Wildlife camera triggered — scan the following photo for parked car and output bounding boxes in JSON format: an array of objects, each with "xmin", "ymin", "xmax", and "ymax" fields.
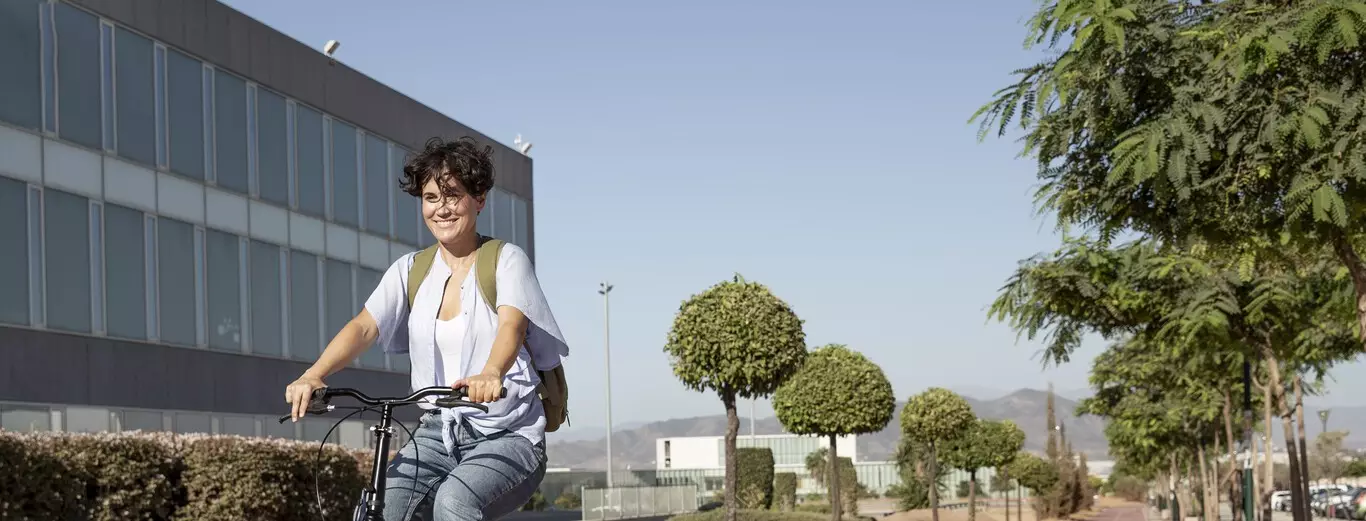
[{"xmin": 1273, "ymin": 491, "xmax": 1293, "ymax": 512}]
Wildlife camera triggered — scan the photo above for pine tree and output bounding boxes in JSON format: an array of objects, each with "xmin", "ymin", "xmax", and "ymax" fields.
[
  {"xmin": 1046, "ymin": 385, "xmax": 1059, "ymax": 462},
  {"xmin": 1077, "ymin": 452, "xmax": 1093, "ymax": 512}
]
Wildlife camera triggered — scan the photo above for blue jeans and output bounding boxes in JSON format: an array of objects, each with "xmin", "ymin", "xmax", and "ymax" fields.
[{"xmin": 383, "ymin": 411, "xmax": 547, "ymax": 521}]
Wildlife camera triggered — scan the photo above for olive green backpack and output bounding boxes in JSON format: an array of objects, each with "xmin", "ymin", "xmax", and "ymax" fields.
[{"xmin": 404, "ymin": 237, "xmax": 570, "ymax": 432}]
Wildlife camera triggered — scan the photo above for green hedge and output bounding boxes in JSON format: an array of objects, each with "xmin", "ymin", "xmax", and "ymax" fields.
[
  {"xmin": 671, "ymin": 509, "xmax": 830, "ymax": 521},
  {"xmin": 0, "ymin": 430, "xmax": 371, "ymax": 521},
  {"xmin": 773, "ymin": 472, "xmax": 797, "ymax": 511},
  {"xmin": 737, "ymin": 447, "xmax": 775, "ymax": 510}
]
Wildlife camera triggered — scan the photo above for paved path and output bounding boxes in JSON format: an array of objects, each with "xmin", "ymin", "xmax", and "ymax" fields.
[{"xmin": 1090, "ymin": 505, "xmax": 1150, "ymax": 521}]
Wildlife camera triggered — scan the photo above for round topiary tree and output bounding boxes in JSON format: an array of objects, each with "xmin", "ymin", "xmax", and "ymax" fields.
[
  {"xmin": 774, "ymin": 344, "xmax": 895, "ymax": 521},
  {"xmin": 941, "ymin": 419, "xmax": 1026, "ymax": 521},
  {"xmin": 664, "ymin": 274, "xmax": 808, "ymax": 521},
  {"xmin": 901, "ymin": 387, "xmax": 975, "ymax": 521}
]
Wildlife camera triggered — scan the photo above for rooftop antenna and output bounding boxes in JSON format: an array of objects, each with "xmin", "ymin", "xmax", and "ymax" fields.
[{"xmin": 514, "ymin": 134, "xmax": 533, "ymax": 155}]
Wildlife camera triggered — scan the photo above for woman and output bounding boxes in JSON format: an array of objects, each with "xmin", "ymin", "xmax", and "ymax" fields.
[{"xmin": 284, "ymin": 136, "xmax": 567, "ymax": 521}]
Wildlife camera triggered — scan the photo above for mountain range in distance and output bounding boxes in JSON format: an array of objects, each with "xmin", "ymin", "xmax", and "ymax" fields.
[{"xmin": 544, "ymin": 388, "xmax": 1366, "ymax": 470}]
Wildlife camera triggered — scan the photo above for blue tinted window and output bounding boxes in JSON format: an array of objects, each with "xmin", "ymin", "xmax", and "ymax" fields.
[
  {"xmin": 257, "ymin": 89, "xmax": 289, "ymax": 206},
  {"xmin": 295, "ymin": 106, "xmax": 325, "ymax": 216},
  {"xmin": 55, "ymin": 3, "xmax": 101, "ymax": 149},
  {"xmin": 0, "ymin": 0, "xmax": 42, "ymax": 130},
  {"xmin": 330, "ymin": 120, "xmax": 359, "ymax": 226},
  {"xmin": 45, "ymin": 189, "xmax": 91, "ymax": 333},
  {"xmin": 166, "ymin": 50, "xmax": 204, "ymax": 179},
  {"xmin": 214, "ymin": 70, "xmax": 248, "ymax": 193},
  {"xmin": 115, "ymin": 28, "xmax": 155, "ymax": 165},
  {"xmin": 105, "ymin": 203, "xmax": 146, "ymax": 340}
]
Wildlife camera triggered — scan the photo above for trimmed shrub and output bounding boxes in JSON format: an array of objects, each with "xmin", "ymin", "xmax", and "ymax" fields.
[
  {"xmin": 0, "ymin": 432, "xmax": 87, "ymax": 520},
  {"xmin": 48, "ymin": 431, "xmax": 186, "ymax": 521},
  {"xmin": 555, "ymin": 491, "xmax": 582, "ymax": 509},
  {"xmin": 774, "ymin": 473, "xmax": 797, "ymax": 511},
  {"xmin": 178, "ymin": 436, "xmax": 366, "ymax": 521},
  {"xmin": 737, "ymin": 447, "xmax": 776, "ymax": 510}
]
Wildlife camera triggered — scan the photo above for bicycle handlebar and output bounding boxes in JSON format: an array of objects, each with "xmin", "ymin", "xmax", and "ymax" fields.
[{"xmin": 279, "ymin": 386, "xmax": 508, "ymax": 424}]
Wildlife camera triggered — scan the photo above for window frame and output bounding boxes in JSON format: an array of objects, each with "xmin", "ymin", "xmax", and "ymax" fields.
[{"xmin": 99, "ymin": 19, "xmax": 115, "ymax": 153}]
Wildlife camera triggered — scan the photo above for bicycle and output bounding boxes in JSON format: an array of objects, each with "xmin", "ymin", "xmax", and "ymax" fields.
[{"xmin": 279, "ymin": 385, "xmax": 507, "ymax": 521}]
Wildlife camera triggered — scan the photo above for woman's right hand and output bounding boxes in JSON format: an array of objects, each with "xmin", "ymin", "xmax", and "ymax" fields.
[{"xmin": 284, "ymin": 374, "xmax": 327, "ymax": 422}]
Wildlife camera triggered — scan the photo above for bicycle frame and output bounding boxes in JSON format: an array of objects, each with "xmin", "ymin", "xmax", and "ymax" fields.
[{"xmin": 281, "ymin": 385, "xmax": 501, "ymax": 521}]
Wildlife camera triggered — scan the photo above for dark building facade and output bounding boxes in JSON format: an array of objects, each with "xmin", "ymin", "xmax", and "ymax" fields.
[{"xmin": 0, "ymin": 0, "xmax": 534, "ymax": 449}]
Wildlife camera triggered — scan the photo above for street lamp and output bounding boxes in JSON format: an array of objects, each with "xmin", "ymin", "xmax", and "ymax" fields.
[
  {"xmin": 1319, "ymin": 409, "xmax": 1331, "ymax": 434},
  {"xmin": 598, "ymin": 282, "xmax": 614, "ymax": 488}
]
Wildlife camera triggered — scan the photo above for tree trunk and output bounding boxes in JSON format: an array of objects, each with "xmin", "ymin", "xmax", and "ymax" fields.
[
  {"xmin": 722, "ymin": 390, "xmax": 739, "ymax": 521},
  {"xmin": 1262, "ymin": 374, "xmax": 1274, "ymax": 521},
  {"xmin": 1329, "ymin": 230, "xmax": 1366, "ymax": 350},
  {"xmin": 968, "ymin": 470, "xmax": 978, "ymax": 521},
  {"xmin": 1226, "ymin": 392, "xmax": 1243, "ymax": 521},
  {"xmin": 1017, "ymin": 482, "xmax": 1022, "ymax": 521},
  {"xmin": 1265, "ymin": 344, "xmax": 1305, "ymax": 521},
  {"xmin": 1171, "ymin": 454, "xmax": 1181, "ymax": 521},
  {"xmin": 829, "ymin": 434, "xmax": 842, "ymax": 521},
  {"xmin": 1252, "ymin": 433, "xmax": 1262, "ymax": 521},
  {"xmin": 930, "ymin": 441, "xmax": 940, "ymax": 521},
  {"xmin": 1198, "ymin": 443, "xmax": 1211, "ymax": 521},
  {"xmin": 1005, "ymin": 485, "xmax": 1011, "ymax": 521},
  {"xmin": 1295, "ymin": 375, "xmax": 1312, "ymax": 521}
]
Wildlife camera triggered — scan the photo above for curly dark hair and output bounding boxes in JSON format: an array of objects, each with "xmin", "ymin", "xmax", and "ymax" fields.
[{"xmin": 399, "ymin": 136, "xmax": 496, "ymax": 199}]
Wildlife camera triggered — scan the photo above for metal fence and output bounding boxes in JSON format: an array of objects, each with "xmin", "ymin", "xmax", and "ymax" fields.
[{"xmin": 580, "ymin": 485, "xmax": 700, "ymax": 520}]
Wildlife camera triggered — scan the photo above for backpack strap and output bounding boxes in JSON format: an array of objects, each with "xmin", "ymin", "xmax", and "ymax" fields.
[
  {"xmin": 474, "ymin": 238, "xmax": 505, "ymax": 311},
  {"xmin": 406, "ymin": 245, "xmax": 440, "ymax": 309},
  {"xmin": 407, "ymin": 237, "xmax": 505, "ymax": 311}
]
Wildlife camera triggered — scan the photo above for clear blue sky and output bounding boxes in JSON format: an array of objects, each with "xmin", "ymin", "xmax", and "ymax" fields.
[{"xmin": 222, "ymin": 0, "xmax": 1366, "ymax": 433}]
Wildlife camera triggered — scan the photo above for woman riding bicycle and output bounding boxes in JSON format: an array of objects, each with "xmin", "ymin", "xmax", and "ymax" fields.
[{"xmin": 284, "ymin": 136, "xmax": 568, "ymax": 521}]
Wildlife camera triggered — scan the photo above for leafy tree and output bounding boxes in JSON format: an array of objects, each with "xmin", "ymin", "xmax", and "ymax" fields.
[
  {"xmin": 901, "ymin": 388, "xmax": 975, "ymax": 521},
  {"xmin": 1311, "ymin": 431, "xmax": 1350, "ymax": 484},
  {"xmin": 941, "ymin": 419, "xmax": 1026, "ymax": 521},
  {"xmin": 1344, "ymin": 458, "xmax": 1366, "ymax": 478},
  {"xmin": 1009, "ymin": 453, "xmax": 1060, "ymax": 496},
  {"xmin": 971, "ymin": 0, "xmax": 1366, "ymax": 351},
  {"xmin": 775, "ymin": 344, "xmax": 895, "ymax": 521},
  {"xmin": 664, "ymin": 274, "xmax": 808, "ymax": 521},
  {"xmin": 990, "ymin": 237, "xmax": 1358, "ymax": 521}
]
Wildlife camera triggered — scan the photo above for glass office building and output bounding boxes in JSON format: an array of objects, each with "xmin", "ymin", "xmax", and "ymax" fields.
[{"xmin": 0, "ymin": 0, "xmax": 535, "ymax": 449}]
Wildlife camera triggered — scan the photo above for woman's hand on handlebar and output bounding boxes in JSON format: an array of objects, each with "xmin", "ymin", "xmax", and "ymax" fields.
[
  {"xmin": 454, "ymin": 371, "xmax": 504, "ymax": 404},
  {"xmin": 285, "ymin": 374, "xmax": 326, "ymax": 422}
]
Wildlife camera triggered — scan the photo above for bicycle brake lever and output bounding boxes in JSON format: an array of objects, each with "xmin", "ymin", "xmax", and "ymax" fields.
[
  {"xmin": 277, "ymin": 402, "xmax": 333, "ymax": 424},
  {"xmin": 432, "ymin": 398, "xmax": 489, "ymax": 413}
]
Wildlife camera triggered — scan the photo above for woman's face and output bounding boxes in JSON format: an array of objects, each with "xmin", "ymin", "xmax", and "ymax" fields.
[{"xmin": 421, "ymin": 175, "xmax": 484, "ymax": 245}]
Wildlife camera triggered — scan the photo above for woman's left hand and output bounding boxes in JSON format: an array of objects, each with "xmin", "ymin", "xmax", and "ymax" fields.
[{"xmin": 457, "ymin": 371, "xmax": 504, "ymax": 403}]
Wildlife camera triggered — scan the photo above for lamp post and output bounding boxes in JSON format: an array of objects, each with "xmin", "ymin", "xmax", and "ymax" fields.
[
  {"xmin": 1318, "ymin": 409, "xmax": 1331, "ymax": 434},
  {"xmin": 599, "ymin": 282, "xmax": 614, "ymax": 488}
]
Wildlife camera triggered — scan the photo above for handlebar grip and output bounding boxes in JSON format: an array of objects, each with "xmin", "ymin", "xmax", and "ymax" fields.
[{"xmin": 432, "ymin": 388, "xmax": 506, "ymax": 409}]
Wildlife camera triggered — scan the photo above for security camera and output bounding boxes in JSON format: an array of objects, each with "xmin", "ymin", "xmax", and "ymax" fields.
[{"xmin": 514, "ymin": 134, "xmax": 534, "ymax": 155}]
